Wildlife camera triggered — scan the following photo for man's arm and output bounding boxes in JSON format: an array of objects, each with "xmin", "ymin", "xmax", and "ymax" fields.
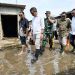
[
  {"xmin": 26, "ymin": 19, "xmax": 29, "ymax": 36},
  {"xmin": 23, "ymin": 19, "xmax": 29, "ymax": 36},
  {"xmin": 48, "ymin": 17, "xmax": 55, "ymax": 24},
  {"xmin": 56, "ymin": 19, "xmax": 60, "ymax": 35},
  {"xmin": 56, "ymin": 19, "xmax": 59, "ymax": 28},
  {"xmin": 66, "ymin": 18, "xmax": 71, "ymax": 32},
  {"xmin": 40, "ymin": 18, "xmax": 45, "ymax": 33}
]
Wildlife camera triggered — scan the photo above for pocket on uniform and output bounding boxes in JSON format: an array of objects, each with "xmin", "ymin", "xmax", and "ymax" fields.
[{"xmin": 62, "ymin": 37, "xmax": 67, "ymax": 45}]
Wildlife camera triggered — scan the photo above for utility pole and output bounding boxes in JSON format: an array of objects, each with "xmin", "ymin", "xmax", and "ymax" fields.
[{"xmin": 16, "ymin": 0, "xmax": 17, "ymax": 4}]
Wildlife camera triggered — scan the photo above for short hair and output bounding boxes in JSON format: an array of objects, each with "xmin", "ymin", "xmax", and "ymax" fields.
[
  {"xmin": 19, "ymin": 11, "xmax": 24, "ymax": 15},
  {"xmin": 30, "ymin": 7, "xmax": 37, "ymax": 12},
  {"xmin": 61, "ymin": 12, "xmax": 67, "ymax": 15},
  {"xmin": 72, "ymin": 9, "xmax": 75, "ymax": 11}
]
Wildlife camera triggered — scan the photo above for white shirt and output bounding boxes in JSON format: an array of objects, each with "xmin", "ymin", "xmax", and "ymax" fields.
[
  {"xmin": 19, "ymin": 27, "xmax": 25, "ymax": 36},
  {"xmin": 32, "ymin": 16, "xmax": 45, "ymax": 34},
  {"xmin": 70, "ymin": 17, "xmax": 75, "ymax": 35},
  {"xmin": 53, "ymin": 20, "xmax": 57, "ymax": 31}
]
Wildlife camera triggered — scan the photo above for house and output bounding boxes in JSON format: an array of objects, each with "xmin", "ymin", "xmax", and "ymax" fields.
[{"xmin": 0, "ymin": 3, "xmax": 25, "ymax": 39}]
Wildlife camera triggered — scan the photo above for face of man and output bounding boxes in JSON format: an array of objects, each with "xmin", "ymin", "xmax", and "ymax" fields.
[
  {"xmin": 61, "ymin": 14, "xmax": 66, "ymax": 20},
  {"xmin": 71, "ymin": 10, "xmax": 75, "ymax": 16},
  {"xmin": 46, "ymin": 13, "xmax": 51, "ymax": 18},
  {"xmin": 19, "ymin": 12, "xmax": 24, "ymax": 19},
  {"xmin": 30, "ymin": 10, "xmax": 37, "ymax": 17}
]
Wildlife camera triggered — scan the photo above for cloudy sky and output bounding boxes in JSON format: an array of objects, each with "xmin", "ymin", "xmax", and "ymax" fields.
[{"xmin": 0, "ymin": 0, "xmax": 75, "ymax": 20}]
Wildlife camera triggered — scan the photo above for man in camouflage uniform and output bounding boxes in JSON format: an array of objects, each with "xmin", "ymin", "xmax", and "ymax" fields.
[
  {"xmin": 57, "ymin": 12, "xmax": 71, "ymax": 53},
  {"xmin": 44, "ymin": 11, "xmax": 55, "ymax": 50}
]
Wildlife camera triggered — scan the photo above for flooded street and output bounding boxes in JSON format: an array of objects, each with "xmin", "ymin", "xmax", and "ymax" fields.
[{"xmin": 0, "ymin": 38, "xmax": 75, "ymax": 75}]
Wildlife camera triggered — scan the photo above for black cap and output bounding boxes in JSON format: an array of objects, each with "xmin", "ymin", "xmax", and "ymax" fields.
[{"xmin": 45, "ymin": 11, "xmax": 51, "ymax": 14}]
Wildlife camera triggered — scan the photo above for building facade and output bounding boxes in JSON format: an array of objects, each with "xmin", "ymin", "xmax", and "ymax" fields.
[{"xmin": 0, "ymin": 3, "xmax": 25, "ymax": 39}]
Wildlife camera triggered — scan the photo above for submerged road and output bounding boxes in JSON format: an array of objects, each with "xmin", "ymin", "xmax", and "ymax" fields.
[{"xmin": 0, "ymin": 39, "xmax": 75, "ymax": 75}]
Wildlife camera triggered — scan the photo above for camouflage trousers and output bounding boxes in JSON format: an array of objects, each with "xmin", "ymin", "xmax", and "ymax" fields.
[
  {"xmin": 42, "ymin": 32, "xmax": 54, "ymax": 49},
  {"xmin": 59, "ymin": 36, "xmax": 68, "ymax": 53}
]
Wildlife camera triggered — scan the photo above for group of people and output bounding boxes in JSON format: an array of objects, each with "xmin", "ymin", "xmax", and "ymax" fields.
[{"xmin": 18, "ymin": 7, "xmax": 75, "ymax": 64}]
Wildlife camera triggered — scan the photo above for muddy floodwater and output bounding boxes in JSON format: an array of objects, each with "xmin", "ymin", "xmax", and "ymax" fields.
[{"xmin": 0, "ymin": 38, "xmax": 75, "ymax": 75}]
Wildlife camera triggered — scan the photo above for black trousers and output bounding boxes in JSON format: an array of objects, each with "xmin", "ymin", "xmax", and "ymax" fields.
[
  {"xmin": 53, "ymin": 31, "xmax": 58, "ymax": 39},
  {"xmin": 70, "ymin": 34, "xmax": 75, "ymax": 49}
]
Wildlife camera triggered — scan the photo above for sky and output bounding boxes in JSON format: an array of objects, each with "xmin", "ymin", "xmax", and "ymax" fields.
[{"xmin": 0, "ymin": 0, "xmax": 75, "ymax": 20}]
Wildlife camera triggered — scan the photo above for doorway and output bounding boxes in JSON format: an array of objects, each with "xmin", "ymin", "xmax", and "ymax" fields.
[{"xmin": 1, "ymin": 15, "xmax": 18, "ymax": 37}]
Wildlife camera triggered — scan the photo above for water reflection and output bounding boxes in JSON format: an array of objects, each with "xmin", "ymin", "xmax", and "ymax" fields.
[{"xmin": 0, "ymin": 43, "xmax": 75, "ymax": 75}]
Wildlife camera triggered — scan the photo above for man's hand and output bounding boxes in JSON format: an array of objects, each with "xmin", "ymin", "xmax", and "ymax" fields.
[
  {"xmin": 24, "ymin": 34, "xmax": 27, "ymax": 37},
  {"xmin": 48, "ymin": 17, "xmax": 55, "ymax": 23},
  {"xmin": 40, "ymin": 33, "xmax": 43, "ymax": 40},
  {"xmin": 41, "ymin": 29, "xmax": 44, "ymax": 34},
  {"xmin": 60, "ymin": 25, "xmax": 64, "ymax": 30},
  {"xmin": 40, "ymin": 29, "xmax": 44, "ymax": 40}
]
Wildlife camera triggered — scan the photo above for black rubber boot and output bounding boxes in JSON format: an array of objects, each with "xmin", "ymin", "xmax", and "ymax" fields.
[
  {"xmin": 39, "ymin": 46, "xmax": 45, "ymax": 55},
  {"xmin": 31, "ymin": 49, "xmax": 39, "ymax": 64},
  {"xmin": 60, "ymin": 44, "xmax": 64, "ymax": 53},
  {"xmin": 35, "ymin": 49, "xmax": 40, "ymax": 60}
]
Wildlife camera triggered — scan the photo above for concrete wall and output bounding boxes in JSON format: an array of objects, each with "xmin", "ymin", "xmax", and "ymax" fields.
[
  {"xmin": 0, "ymin": 14, "xmax": 3, "ymax": 39},
  {"xmin": 0, "ymin": 7, "xmax": 20, "ymax": 15}
]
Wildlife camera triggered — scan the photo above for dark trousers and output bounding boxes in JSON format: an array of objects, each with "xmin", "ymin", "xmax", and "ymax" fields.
[
  {"xmin": 70, "ymin": 34, "xmax": 75, "ymax": 49},
  {"xmin": 53, "ymin": 31, "xmax": 58, "ymax": 39},
  {"xmin": 35, "ymin": 49, "xmax": 40, "ymax": 59},
  {"xmin": 49, "ymin": 33, "xmax": 54, "ymax": 48}
]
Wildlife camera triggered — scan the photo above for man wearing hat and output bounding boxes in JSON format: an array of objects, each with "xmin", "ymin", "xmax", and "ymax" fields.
[{"xmin": 44, "ymin": 11, "xmax": 55, "ymax": 50}]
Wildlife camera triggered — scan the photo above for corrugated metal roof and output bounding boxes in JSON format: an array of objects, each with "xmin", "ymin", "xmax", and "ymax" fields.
[{"xmin": 0, "ymin": 3, "xmax": 25, "ymax": 9}]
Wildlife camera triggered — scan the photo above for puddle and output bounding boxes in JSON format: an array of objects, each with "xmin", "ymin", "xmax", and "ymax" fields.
[{"xmin": 0, "ymin": 39, "xmax": 75, "ymax": 75}]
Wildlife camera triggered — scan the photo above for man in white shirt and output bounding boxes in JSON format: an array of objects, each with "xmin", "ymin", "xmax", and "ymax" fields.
[
  {"xmin": 30, "ymin": 7, "xmax": 45, "ymax": 63},
  {"xmin": 70, "ymin": 9, "xmax": 75, "ymax": 52}
]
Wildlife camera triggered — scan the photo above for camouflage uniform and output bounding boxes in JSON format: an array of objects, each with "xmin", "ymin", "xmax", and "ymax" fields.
[
  {"xmin": 42, "ymin": 17, "xmax": 54, "ymax": 49},
  {"xmin": 57, "ymin": 18, "xmax": 71, "ymax": 53}
]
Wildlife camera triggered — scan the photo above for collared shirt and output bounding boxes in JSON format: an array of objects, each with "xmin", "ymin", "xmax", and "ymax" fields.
[
  {"xmin": 44, "ymin": 16, "xmax": 54, "ymax": 34},
  {"xmin": 32, "ymin": 16, "xmax": 45, "ymax": 34},
  {"xmin": 19, "ymin": 18, "xmax": 29, "ymax": 36},
  {"xmin": 57, "ymin": 18, "xmax": 71, "ymax": 37},
  {"xmin": 70, "ymin": 17, "xmax": 75, "ymax": 35}
]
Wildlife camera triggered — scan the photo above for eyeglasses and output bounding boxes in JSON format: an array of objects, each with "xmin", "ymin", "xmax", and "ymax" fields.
[
  {"xmin": 19, "ymin": 14, "xmax": 22, "ymax": 16},
  {"xmin": 71, "ymin": 12, "xmax": 74, "ymax": 14}
]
